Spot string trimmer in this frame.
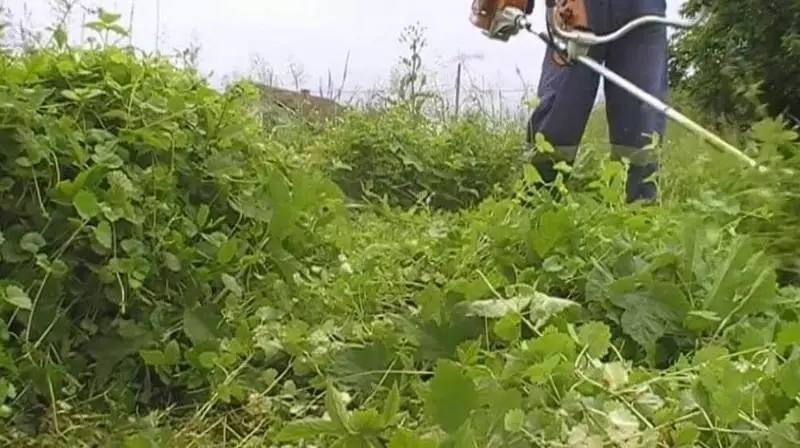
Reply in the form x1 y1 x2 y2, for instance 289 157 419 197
469 0 768 173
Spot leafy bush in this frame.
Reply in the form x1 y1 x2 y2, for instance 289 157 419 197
321 107 523 210
0 43 345 429
669 0 800 126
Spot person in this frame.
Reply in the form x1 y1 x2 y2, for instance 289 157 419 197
526 0 668 203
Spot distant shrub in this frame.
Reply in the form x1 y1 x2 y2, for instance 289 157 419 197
321 106 524 210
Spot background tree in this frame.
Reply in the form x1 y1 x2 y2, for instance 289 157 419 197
668 0 800 128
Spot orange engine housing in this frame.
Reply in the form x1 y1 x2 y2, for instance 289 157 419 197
470 0 531 32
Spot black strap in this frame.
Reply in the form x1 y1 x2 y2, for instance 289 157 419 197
542 20 577 66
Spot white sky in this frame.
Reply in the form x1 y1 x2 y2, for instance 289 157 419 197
5 0 686 107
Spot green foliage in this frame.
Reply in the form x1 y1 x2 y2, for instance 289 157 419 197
0 22 345 434
4 8 800 448
322 107 522 209
669 0 800 126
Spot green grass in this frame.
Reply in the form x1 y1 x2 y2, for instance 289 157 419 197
2 14 800 448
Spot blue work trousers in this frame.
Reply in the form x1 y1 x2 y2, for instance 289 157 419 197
526 0 668 202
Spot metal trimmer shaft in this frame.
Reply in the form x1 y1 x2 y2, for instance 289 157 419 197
493 7 767 172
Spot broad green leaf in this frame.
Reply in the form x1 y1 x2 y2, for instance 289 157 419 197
52 26 67 47
684 310 721 332
785 407 800 424
493 313 521 342
121 239 144 256
635 391 665 414
602 361 630 391
196 204 210 228
567 424 603 447
107 23 129 36
777 321 800 352
613 282 690 353
523 163 542 184
447 424 478 447
19 232 46 254
98 9 122 24
73 189 100 220
61 90 80 101
673 422 699 446
416 284 443 323
329 341 398 391
424 359 476 433
268 169 291 203
704 237 777 316
382 383 401 426
324 381 351 432
388 428 440 448
534 132 555 154
3 285 32 310
553 160 572 173
221 273 242 296
578 321 611 358
503 408 525 433
769 419 800 448
94 221 112 248
458 295 530 318
198 352 216 369
274 418 341 442
163 252 181 272
620 307 664 354
606 406 640 440
215 122 247 142
528 291 580 327
527 355 560 384
139 349 165 366
217 239 237 265
776 357 800 397
182 307 220 345
122 434 152 448
350 408 383 433
163 340 181 365
50 259 69 277
529 208 569 258
693 345 729 365
269 204 298 240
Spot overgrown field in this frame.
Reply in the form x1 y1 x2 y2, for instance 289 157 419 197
3 15 800 448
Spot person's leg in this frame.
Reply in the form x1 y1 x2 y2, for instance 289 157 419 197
604 0 668 203
526 0 607 185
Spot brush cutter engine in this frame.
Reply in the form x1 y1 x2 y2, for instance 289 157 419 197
470 0 535 41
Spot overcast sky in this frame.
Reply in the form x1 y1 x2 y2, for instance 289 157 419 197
5 0 686 107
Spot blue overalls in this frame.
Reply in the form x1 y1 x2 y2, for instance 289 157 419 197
527 0 668 202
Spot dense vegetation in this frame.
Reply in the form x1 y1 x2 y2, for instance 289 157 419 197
2 8 800 448
669 0 800 126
